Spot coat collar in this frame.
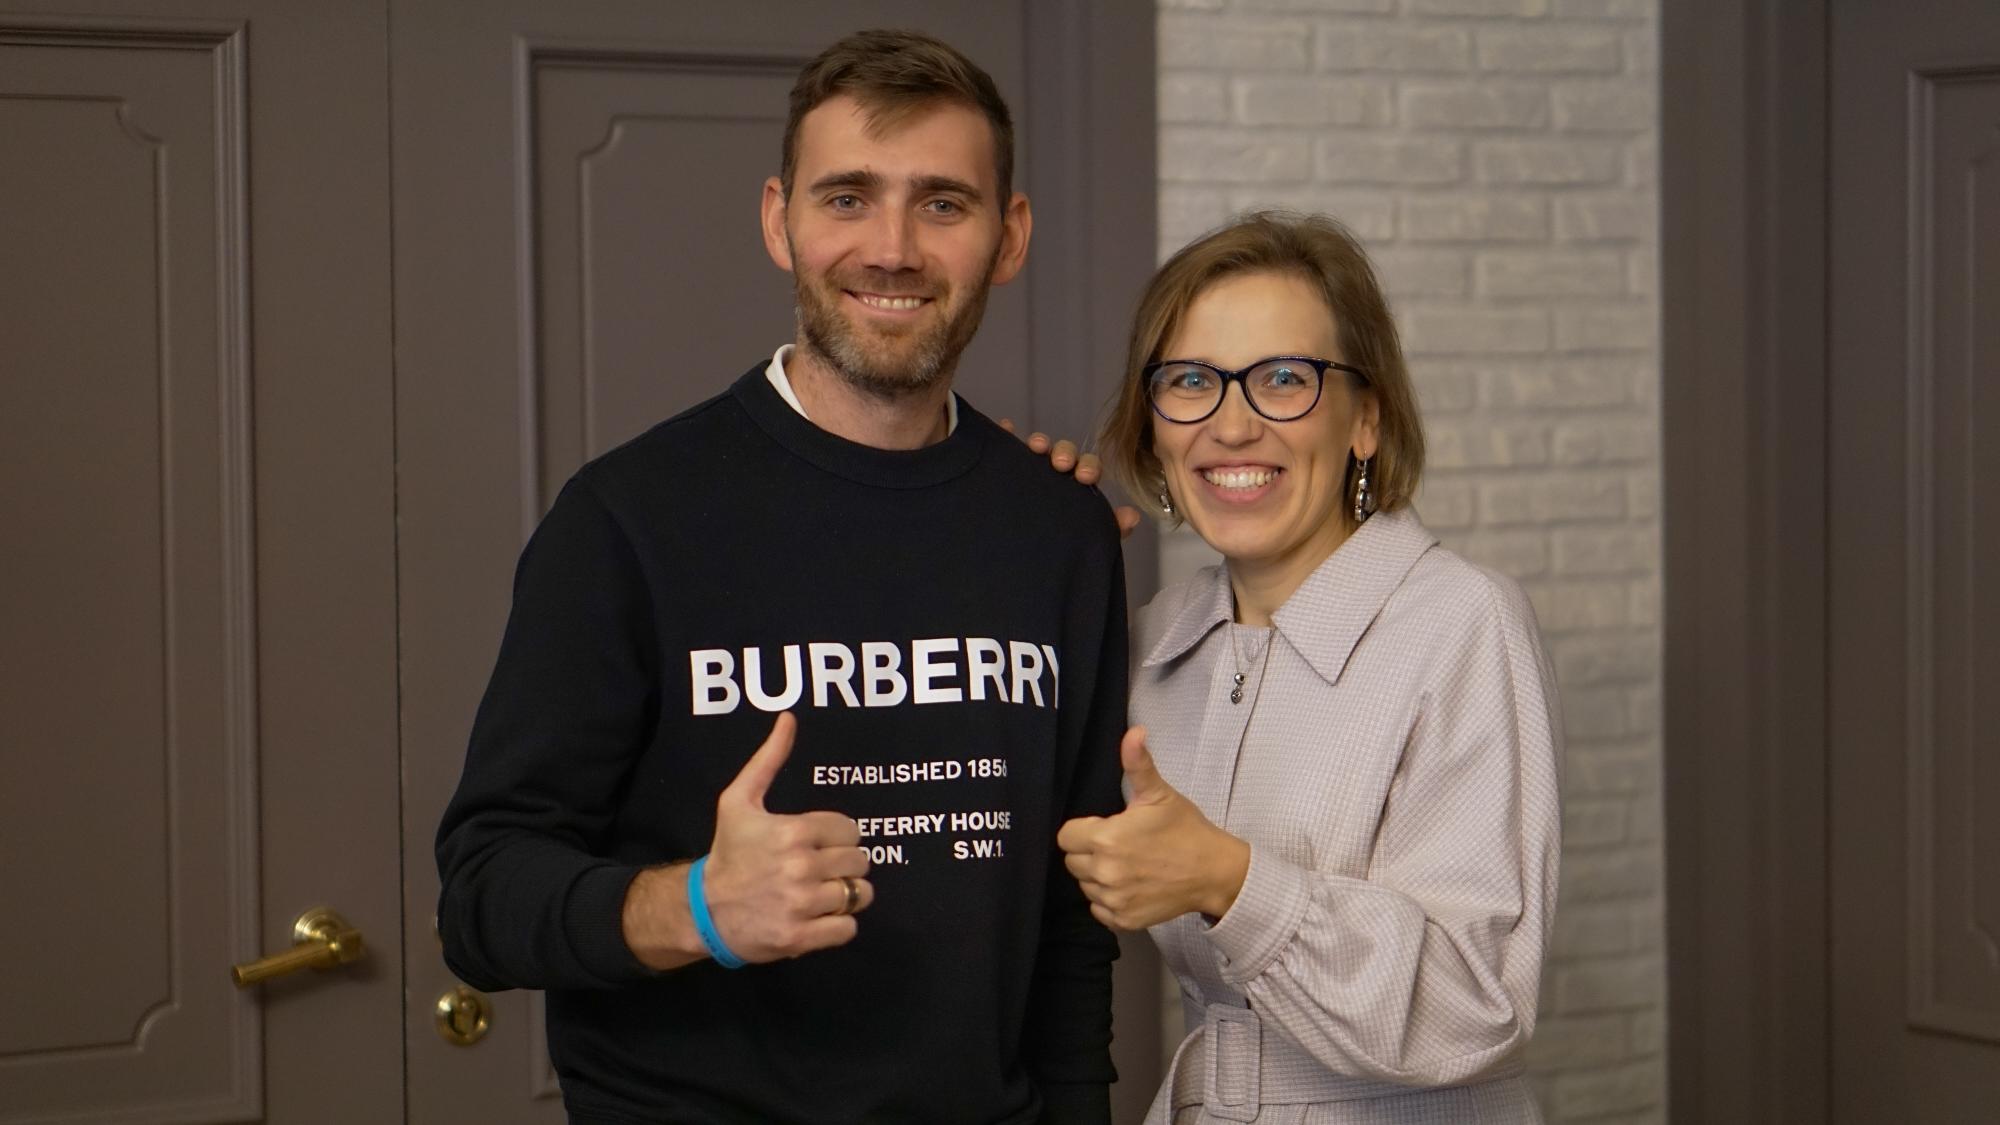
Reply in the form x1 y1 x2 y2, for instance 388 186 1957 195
1140 507 1438 685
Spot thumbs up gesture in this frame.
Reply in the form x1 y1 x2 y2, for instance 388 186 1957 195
1056 727 1251 932
700 712 876 963
623 713 874 969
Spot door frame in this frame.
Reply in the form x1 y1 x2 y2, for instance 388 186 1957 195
1022 0 1160 600
1660 0 1832 1120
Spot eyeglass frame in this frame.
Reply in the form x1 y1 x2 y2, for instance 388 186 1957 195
1141 355 1370 424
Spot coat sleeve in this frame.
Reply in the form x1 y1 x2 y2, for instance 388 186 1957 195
1023 506 1129 1124
1200 575 1563 1087
434 474 661 992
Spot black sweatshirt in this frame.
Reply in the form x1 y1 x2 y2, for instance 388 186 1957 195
436 365 1128 1125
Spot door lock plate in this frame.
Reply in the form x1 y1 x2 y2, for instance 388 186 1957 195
434 985 492 1046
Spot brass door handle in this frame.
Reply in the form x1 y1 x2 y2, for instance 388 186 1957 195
231 907 365 987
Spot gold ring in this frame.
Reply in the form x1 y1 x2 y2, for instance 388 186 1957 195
839 876 860 915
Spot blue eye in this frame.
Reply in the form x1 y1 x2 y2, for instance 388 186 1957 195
1250 360 1319 397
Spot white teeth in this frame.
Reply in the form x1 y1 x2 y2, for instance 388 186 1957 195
1202 467 1277 489
857 294 926 310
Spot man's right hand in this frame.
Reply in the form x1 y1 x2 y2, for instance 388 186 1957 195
621 712 873 970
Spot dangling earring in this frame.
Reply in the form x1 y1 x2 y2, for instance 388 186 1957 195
1157 478 1175 516
1351 455 1374 523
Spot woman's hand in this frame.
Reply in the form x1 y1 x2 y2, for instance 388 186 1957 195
1057 726 1251 931
997 419 1141 539
997 418 1101 483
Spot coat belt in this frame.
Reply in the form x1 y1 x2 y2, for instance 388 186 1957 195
1153 1001 1526 1122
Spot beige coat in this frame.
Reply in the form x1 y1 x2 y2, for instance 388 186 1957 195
1133 508 1562 1125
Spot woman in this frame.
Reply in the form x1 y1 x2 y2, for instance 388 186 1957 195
1053 212 1562 1123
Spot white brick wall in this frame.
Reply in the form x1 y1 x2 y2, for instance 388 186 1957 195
1152 2 1663 1121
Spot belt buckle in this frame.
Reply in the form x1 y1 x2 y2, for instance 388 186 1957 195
1202 1003 1261 1122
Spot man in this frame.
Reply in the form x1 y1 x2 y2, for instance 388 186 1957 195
435 29 1127 1125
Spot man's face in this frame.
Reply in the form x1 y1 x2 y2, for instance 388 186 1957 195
762 95 1030 398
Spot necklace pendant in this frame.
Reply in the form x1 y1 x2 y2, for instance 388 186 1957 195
1229 686 1244 704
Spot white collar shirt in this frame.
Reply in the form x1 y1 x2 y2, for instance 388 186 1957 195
763 344 958 435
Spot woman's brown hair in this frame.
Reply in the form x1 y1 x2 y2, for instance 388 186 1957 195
1100 210 1425 528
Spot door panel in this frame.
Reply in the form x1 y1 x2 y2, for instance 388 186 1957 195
0 20 259 1120
395 3 1155 1121
1899 64 2000 1046
530 53 808 505
1829 1 2000 1119
0 3 399 1123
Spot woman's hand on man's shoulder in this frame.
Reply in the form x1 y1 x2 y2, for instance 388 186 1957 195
997 418 1142 540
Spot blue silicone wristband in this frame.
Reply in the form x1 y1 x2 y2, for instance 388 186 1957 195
688 855 746 969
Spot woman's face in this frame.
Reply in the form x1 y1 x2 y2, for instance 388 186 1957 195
1151 270 1380 575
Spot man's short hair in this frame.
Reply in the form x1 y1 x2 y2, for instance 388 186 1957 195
781 28 1015 206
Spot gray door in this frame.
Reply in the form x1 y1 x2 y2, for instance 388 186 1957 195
0 3 401 1121
0 1 1152 1120
1828 0 2000 1119
391 2 1158 1123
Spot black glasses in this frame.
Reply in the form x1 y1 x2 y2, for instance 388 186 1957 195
1143 355 1367 424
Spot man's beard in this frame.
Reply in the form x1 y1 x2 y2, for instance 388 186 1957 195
789 246 998 400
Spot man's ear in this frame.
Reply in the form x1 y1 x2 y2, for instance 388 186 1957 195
761 176 794 272
989 191 1032 286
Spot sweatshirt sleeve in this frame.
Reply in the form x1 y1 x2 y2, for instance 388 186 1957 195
1197 577 1563 1087
435 475 661 992
1023 509 1128 1122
